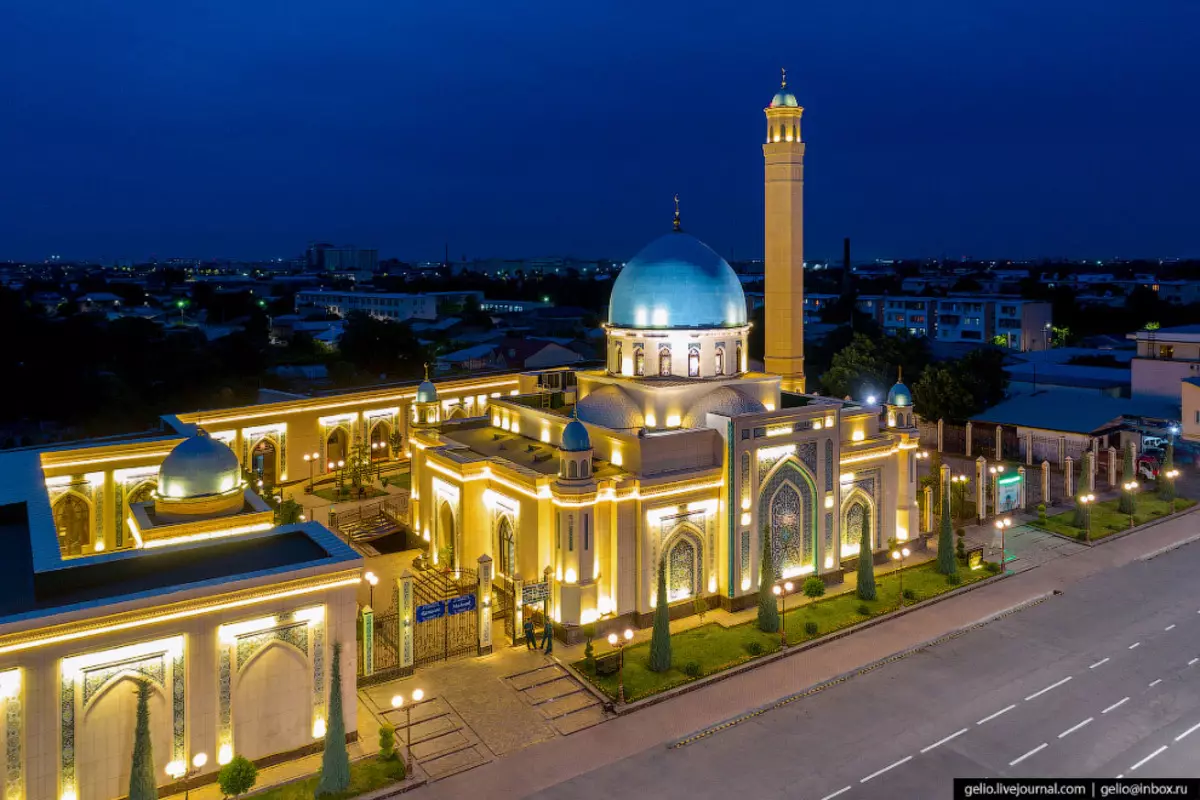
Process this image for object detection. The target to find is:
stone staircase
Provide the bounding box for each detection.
[380,694,492,781]
[504,662,609,735]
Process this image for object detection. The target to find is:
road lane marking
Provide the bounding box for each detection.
[1166,624,1176,631]
[819,788,852,800]
[1190,658,1199,667]
[1058,718,1094,739]
[1103,697,1130,714]
[1009,743,1049,766]
[921,728,969,753]
[1176,722,1200,742]
[1025,676,1072,701]
[860,756,912,783]
[1090,658,1110,669]
[1129,745,1168,772]
[1150,679,1163,687]
[1130,642,1141,650]
[977,704,1017,725]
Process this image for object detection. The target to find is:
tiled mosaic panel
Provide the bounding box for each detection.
[668,537,697,598]
[759,460,816,576]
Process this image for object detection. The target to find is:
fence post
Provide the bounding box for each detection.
[976,456,987,521]
[1058,437,1066,465]
[360,605,374,679]
[995,425,1003,460]
[1107,446,1118,488]
[1041,460,1050,506]
[965,422,973,456]
[1064,456,1074,500]
[1018,466,1027,510]
[397,571,414,676]
[922,485,933,533]
[1025,432,1033,466]
[1086,451,1096,494]
[477,554,493,657]
[937,419,945,453]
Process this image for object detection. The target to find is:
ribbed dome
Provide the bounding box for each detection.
[769,88,799,108]
[575,385,646,431]
[608,233,747,330]
[416,380,438,404]
[683,387,767,428]
[887,381,912,407]
[158,431,242,499]
[561,418,591,452]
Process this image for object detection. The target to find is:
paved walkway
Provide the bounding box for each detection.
[411,504,1200,799]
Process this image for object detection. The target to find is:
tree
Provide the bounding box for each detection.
[347,440,372,490]
[275,498,304,526]
[802,576,825,598]
[922,450,944,515]
[648,556,672,673]
[756,529,779,633]
[388,430,404,458]
[217,756,257,798]
[912,348,1009,423]
[1159,442,1176,501]
[937,481,957,576]
[1119,442,1136,514]
[856,513,876,601]
[129,680,157,800]
[316,642,351,796]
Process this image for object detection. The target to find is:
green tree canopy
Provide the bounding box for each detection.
[912,348,1009,423]
[818,332,930,400]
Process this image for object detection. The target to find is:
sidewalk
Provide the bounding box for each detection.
[412,503,1200,799]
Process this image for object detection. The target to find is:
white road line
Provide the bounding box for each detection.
[977,704,1017,725]
[1130,642,1142,650]
[1166,624,1177,631]
[1009,743,1049,766]
[1058,718,1094,739]
[1150,679,1163,687]
[921,728,969,753]
[1190,658,1199,667]
[1025,676,1072,701]
[860,756,912,783]
[820,787,852,800]
[1176,722,1200,742]
[1116,775,1124,779]
[1103,697,1130,714]
[1090,658,1110,669]
[1130,745,1168,772]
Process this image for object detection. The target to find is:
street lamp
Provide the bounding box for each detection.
[1165,469,1180,513]
[1078,494,1095,542]
[891,546,911,606]
[303,451,320,488]
[1123,480,1139,528]
[365,571,379,607]
[606,628,635,704]
[951,474,969,522]
[771,581,795,647]
[391,688,425,775]
[989,465,1006,517]
[166,752,207,800]
[994,517,1013,571]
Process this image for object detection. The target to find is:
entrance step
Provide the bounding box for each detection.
[505,663,567,691]
[411,729,470,761]
[551,704,609,735]
[407,714,459,743]
[539,690,597,720]
[525,677,580,705]
[419,744,491,781]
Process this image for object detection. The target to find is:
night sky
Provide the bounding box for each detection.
[2,1,1197,263]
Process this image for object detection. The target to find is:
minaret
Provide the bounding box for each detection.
[763,68,806,392]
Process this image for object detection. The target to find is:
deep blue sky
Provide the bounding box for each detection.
[2,1,1197,263]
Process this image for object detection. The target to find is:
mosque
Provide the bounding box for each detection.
[0,74,920,800]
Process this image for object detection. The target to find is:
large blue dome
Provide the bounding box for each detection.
[608,233,747,330]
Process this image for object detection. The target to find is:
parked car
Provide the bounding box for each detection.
[1142,436,1168,449]
[1137,454,1161,481]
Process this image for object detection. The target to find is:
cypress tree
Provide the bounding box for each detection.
[937,479,957,575]
[856,514,876,601]
[1158,442,1176,501]
[316,642,351,796]
[928,450,944,515]
[648,556,672,672]
[1119,442,1136,513]
[757,528,779,633]
[129,680,157,800]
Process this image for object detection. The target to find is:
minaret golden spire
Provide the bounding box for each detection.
[673,194,681,232]
[898,365,903,382]
[423,362,430,381]
[781,66,787,88]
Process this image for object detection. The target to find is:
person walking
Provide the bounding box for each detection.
[523,618,536,650]
[541,618,554,654]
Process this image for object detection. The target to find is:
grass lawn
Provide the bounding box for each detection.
[577,560,990,703]
[1038,492,1195,541]
[249,756,405,800]
[313,485,389,503]
[383,471,411,490]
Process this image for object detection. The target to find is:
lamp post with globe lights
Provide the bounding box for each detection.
[165,752,207,800]
[606,628,634,704]
[1078,494,1095,541]
[1165,469,1180,513]
[994,517,1012,570]
[1123,481,1139,528]
[365,571,379,607]
[391,689,424,775]
[771,581,795,647]
[891,545,911,606]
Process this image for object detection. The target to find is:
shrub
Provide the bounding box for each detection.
[378,723,396,761]
[582,622,596,672]
[803,621,819,636]
[985,561,1001,574]
[218,756,258,799]
[903,588,917,601]
[745,641,764,656]
[682,661,702,678]
[1037,503,1047,524]
[802,576,825,598]
[856,603,871,616]
[956,536,967,564]
[946,573,962,586]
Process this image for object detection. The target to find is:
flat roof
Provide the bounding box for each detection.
[972,391,1177,435]
[440,425,627,479]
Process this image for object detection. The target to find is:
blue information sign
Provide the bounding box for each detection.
[415,601,445,623]
[448,594,476,615]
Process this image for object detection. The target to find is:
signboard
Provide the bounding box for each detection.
[997,474,1021,513]
[968,549,983,571]
[522,581,550,605]
[448,594,476,615]
[415,601,445,623]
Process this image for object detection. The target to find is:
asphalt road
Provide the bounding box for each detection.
[531,534,1200,800]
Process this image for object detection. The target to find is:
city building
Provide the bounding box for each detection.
[856,294,1052,351]
[1130,325,1200,400]
[305,244,378,273]
[294,290,439,322]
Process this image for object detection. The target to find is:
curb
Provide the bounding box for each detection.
[1028,501,1199,548]
[580,568,1013,714]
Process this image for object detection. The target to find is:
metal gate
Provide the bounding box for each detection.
[493,579,515,643]
[412,568,478,668]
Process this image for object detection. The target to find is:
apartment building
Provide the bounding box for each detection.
[856,294,1052,351]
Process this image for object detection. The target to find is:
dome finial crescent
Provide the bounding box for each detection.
[423,361,430,381]
[781,66,787,89]
[673,194,682,232]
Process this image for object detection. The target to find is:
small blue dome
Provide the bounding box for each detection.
[769,88,799,108]
[415,380,438,404]
[887,382,912,407]
[561,418,591,452]
[608,233,747,329]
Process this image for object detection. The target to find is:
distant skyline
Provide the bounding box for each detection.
[2,1,1197,263]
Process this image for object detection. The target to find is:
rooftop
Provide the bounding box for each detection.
[439,423,627,478]
[972,391,1178,434]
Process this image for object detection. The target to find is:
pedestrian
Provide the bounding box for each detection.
[542,618,553,654]
[523,618,536,650]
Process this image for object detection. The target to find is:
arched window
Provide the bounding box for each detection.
[54,493,90,556]
[659,346,671,376]
[581,460,589,477]
[769,484,803,577]
[715,346,725,376]
[498,516,515,576]
[568,461,578,479]
[736,341,743,373]
[667,536,698,600]
[688,346,700,377]
[634,345,645,377]
[843,501,869,554]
